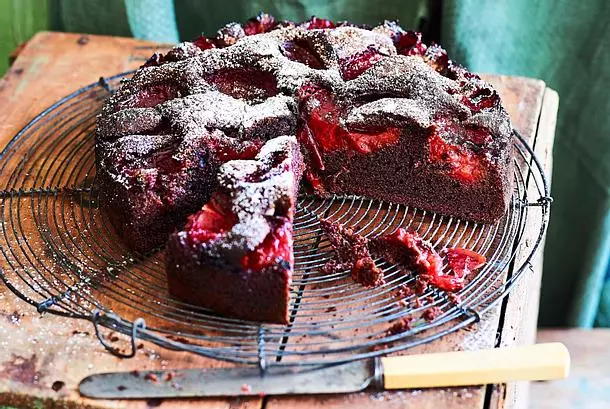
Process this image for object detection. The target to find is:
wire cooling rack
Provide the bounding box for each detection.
[0,72,551,368]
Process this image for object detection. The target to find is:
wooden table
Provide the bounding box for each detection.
[0,32,558,409]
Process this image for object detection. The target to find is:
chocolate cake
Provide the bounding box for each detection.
[95,14,513,323]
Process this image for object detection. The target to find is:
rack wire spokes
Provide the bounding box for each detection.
[0,73,550,367]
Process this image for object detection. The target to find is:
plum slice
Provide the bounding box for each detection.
[204,68,279,101]
[185,195,237,243]
[280,39,326,69]
[241,218,293,271]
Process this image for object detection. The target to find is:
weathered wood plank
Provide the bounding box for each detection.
[532,329,610,409]
[488,87,558,409]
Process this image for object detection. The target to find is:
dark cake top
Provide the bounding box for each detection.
[96,13,513,254]
[97,14,511,161]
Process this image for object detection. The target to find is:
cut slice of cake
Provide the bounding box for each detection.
[166,136,303,323]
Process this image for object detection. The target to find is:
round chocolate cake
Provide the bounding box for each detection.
[95,14,513,323]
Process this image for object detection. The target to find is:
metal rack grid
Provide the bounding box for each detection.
[0,72,551,368]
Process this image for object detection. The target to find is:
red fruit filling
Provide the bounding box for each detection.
[280,40,325,69]
[204,68,279,101]
[192,35,216,51]
[373,229,464,292]
[461,87,500,112]
[304,170,323,192]
[211,139,262,162]
[298,86,401,163]
[446,248,486,278]
[302,16,335,30]
[243,13,276,35]
[428,121,488,183]
[241,218,293,271]
[151,146,184,174]
[394,31,427,56]
[185,196,237,243]
[133,84,180,108]
[339,46,385,80]
[377,229,443,278]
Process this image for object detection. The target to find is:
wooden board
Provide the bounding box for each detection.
[532,329,610,409]
[0,32,557,409]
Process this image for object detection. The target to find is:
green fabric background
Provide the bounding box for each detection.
[1,0,609,328]
[442,0,610,327]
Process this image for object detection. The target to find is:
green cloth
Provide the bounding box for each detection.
[442,0,610,327]
[0,0,50,75]
[2,0,610,327]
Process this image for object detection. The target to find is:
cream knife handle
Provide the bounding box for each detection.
[381,342,570,389]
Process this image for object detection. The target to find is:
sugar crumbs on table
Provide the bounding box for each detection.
[241,383,252,393]
[325,306,337,313]
[413,297,423,308]
[448,293,461,304]
[117,385,127,391]
[130,369,140,377]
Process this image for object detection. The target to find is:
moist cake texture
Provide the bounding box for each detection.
[95,14,514,323]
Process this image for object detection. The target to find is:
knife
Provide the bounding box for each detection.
[79,342,569,399]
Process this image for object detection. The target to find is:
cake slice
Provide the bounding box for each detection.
[166,136,304,323]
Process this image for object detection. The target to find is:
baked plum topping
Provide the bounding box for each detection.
[133,84,180,108]
[463,124,493,145]
[299,86,401,158]
[302,16,335,30]
[339,46,385,80]
[151,147,183,174]
[395,31,427,56]
[192,35,216,51]
[212,140,262,162]
[204,68,279,101]
[215,22,245,47]
[446,248,486,278]
[241,218,293,271]
[424,44,449,75]
[461,87,500,112]
[185,196,237,243]
[346,127,401,154]
[304,169,324,192]
[372,230,485,292]
[428,121,487,183]
[244,12,277,35]
[280,39,325,69]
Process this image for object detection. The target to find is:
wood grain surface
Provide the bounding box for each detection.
[532,329,610,409]
[0,32,557,409]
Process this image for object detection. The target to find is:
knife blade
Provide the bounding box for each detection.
[79,342,570,399]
